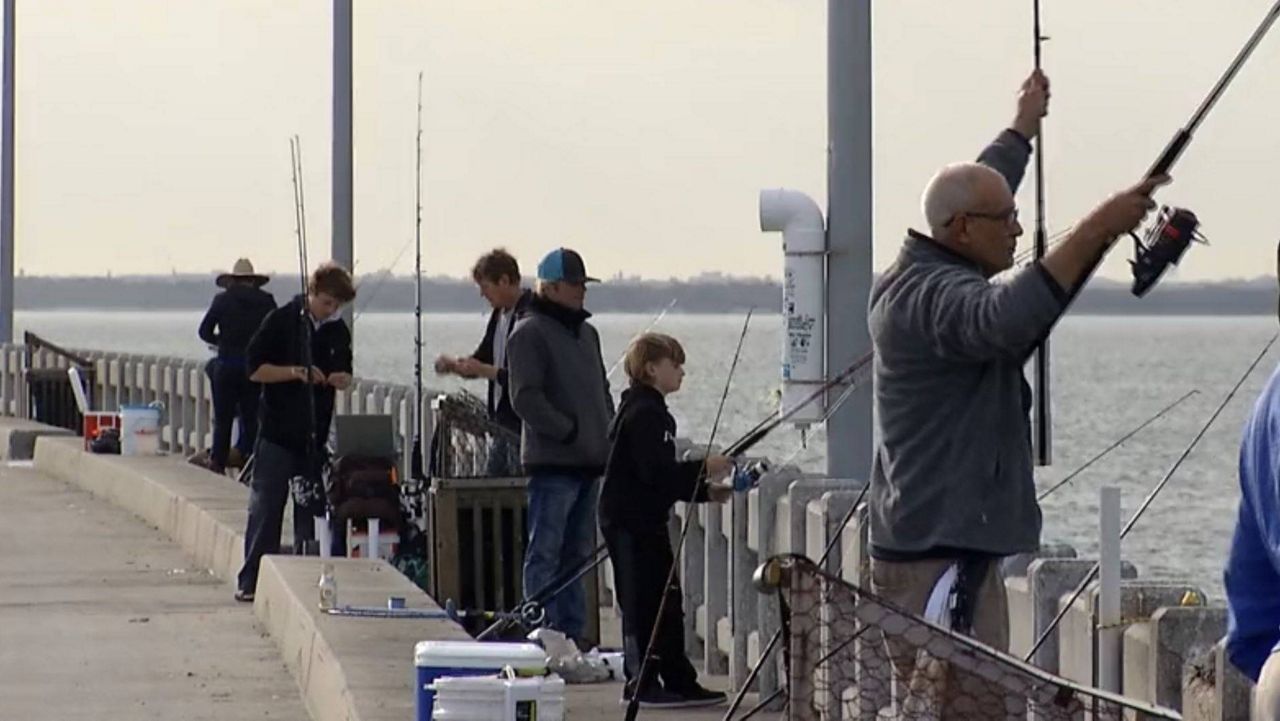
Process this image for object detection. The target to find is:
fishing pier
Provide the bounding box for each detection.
[0,344,1252,719]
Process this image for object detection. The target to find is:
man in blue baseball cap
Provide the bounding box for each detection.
[506,247,611,648]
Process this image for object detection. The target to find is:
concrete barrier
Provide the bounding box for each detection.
[0,417,72,459]
[1058,579,1202,689]
[1125,605,1226,712]
[1182,638,1252,721]
[255,555,468,721]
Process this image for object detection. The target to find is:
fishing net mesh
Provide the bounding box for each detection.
[429,391,520,478]
[768,555,1179,721]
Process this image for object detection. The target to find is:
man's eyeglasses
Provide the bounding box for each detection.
[946,207,1019,227]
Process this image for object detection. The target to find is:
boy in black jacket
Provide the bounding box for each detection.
[234,262,355,602]
[599,332,733,709]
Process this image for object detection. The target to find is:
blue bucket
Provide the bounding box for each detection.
[413,640,546,721]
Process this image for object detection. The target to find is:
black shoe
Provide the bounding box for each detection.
[622,686,723,709]
[670,683,727,707]
[234,589,255,603]
[620,687,687,709]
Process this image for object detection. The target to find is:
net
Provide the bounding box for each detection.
[759,554,1180,721]
[429,390,521,479]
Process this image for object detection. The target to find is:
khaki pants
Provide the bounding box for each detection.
[1256,651,1280,720]
[870,557,1010,719]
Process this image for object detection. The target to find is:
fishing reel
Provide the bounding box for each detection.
[1129,206,1207,297]
[732,459,772,492]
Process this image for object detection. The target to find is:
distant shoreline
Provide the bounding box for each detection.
[12,273,1279,316]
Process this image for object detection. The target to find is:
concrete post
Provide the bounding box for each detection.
[1124,605,1225,712]
[702,502,729,675]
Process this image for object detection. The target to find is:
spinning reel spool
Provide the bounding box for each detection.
[1129,206,1208,297]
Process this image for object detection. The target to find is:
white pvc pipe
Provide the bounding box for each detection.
[759,188,827,427]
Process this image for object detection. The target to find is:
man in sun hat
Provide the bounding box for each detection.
[198,258,277,474]
[506,247,612,648]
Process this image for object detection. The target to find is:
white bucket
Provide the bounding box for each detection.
[430,673,564,721]
[119,404,161,456]
[414,641,547,721]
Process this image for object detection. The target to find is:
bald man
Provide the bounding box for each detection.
[867,69,1167,664]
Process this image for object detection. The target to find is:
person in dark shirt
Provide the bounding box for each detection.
[599,332,732,709]
[434,248,531,475]
[197,258,277,474]
[234,262,355,602]
[507,248,614,646]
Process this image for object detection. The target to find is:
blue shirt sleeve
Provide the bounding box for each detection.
[1225,399,1280,681]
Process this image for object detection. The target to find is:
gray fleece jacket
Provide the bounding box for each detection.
[868,129,1069,558]
[506,294,614,476]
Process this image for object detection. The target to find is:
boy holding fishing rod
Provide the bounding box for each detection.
[234,262,356,602]
[598,332,734,709]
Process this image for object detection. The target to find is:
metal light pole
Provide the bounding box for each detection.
[825,0,873,479]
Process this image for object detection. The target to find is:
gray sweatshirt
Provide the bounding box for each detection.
[867,129,1069,558]
[506,294,614,475]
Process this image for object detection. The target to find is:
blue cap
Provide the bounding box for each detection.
[536,248,599,284]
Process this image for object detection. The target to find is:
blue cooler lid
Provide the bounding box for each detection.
[414,641,546,672]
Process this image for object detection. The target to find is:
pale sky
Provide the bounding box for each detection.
[11,0,1280,282]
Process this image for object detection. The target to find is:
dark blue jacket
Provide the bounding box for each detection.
[198,284,277,360]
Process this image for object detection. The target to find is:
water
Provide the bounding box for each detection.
[18,310,1277,601]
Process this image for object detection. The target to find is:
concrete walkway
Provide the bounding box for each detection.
[0,461,308,720]
[21,429,781,721]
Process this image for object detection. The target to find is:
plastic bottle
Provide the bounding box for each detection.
[318,562,337,610]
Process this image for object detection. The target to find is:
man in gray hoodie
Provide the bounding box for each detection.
[868,68,1167,663]
[506,247,613,645]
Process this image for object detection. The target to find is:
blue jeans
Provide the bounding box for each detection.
[523,472,600,640]
[236,439,328,594]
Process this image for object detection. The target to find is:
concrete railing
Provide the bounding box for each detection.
[0,343,436,485]
[0,344,1251,718]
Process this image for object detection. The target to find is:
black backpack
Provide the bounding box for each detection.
[326,454,400,526]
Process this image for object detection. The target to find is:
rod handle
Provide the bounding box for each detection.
[1147,129,1191,178]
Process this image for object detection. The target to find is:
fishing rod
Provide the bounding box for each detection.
[1037,388,1198,502]
[1012,228,1069,267]
[1073,1,1279,315]
[722,388,1195,718]
[1127,0,1280,295]
[474,541,611,640]
[1025,332,1278,662]
[411,71,427,482]
[724,349,874,459]
[1031,0,1051,467]
[290,135,324,554]
[734,360,874,483]
[604,297,678,381]
[626,308,754,721]
[350,258,411,321]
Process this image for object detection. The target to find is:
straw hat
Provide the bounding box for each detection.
[215,258,270,288]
